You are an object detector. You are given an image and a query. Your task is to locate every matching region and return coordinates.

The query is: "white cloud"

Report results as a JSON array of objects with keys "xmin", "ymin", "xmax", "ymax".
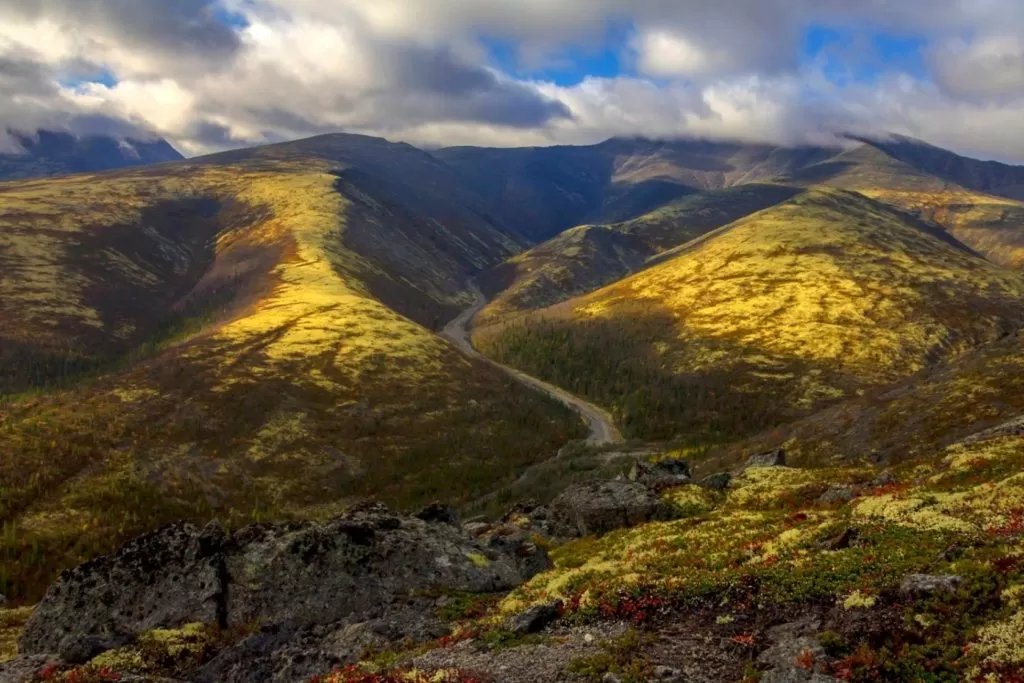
[
  {"xmin": 930, "ymin": 34, "xmax": 1024, "ymax": 101},
  {"xmin": 1, "ymin": 0, "xmax": 1024, "ymax": 163}
]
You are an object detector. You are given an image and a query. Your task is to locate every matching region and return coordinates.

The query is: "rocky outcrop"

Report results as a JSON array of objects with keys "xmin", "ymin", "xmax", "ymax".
[
  {"xmin": 20, "ymin": 503, "xmax": 542, "ymax": 658},
  {"xmin": 959, "ymin": 416, "xmax": 1024, "ymax": 445},
  {"xmin": 757, "ymin": 619, "xmax": 842, "ymax": 683},
  {"xmin": 548, "ymin": 480, "xmax": 674, "ymax": 538},
  {"xmin": 628, "ymin": 457, "xmax": 691, "ymax": 491},
  {"xmin": 19, "ymin": 521, "xmax": 226, "ymax": 657},
  {"xmin": 899, "ymin": 574, "xmax": 963, "ymax": 597},
  {"xmin": 745, "ymin": 448, "xmax": 786, "ymax": 469},
  {"xmin": 505, "ymin": 600, "xmax": 562, "ymax": 635}
]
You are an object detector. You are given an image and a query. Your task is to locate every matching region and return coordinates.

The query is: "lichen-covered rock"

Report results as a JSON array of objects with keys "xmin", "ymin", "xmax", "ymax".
[
  {"xmin": 746, "ymin": 448, "xmax": 786, "ymax": 469},
  {"xmin": 818, "ymin": 486, "xmax": 855, "ymax": 505},
  {"xmin": 20, "ymin": 504, "xmax": 533, "ymax": 661},
  {"xmin": 960, "ymin": 415, "xmax": 1024, "ymax": 445},
  {"xmin": 699, "ymin": 472, "xmax": 732, "ymax": 490},
  {"xmin": 20, "ymin": 521, "xmax": 226, "ymax": 655},
  {"xmin": 628, "ymin": 457, "xmax": 691, "ymax": 490},
  {"xmin": 899, "ymin": 574, "xmax": 963, "ymax": 596},
  {"xmin": 415, "ymin": 503, "xmax": 461, "ymax": 527},
  {"xmin": 505, "ymin": 600, "xmax": 561, "ymax": 635},
  {"xmin": 548, "ymin": 480, "xmax": 674, "ymax": 538},
  {"xmin": 0, "ymin": 654, "xmax": 59, "ymax": 683},
  {"xmin": 758, "ymin": 619, "xmax": 840, "ymax": 683}
]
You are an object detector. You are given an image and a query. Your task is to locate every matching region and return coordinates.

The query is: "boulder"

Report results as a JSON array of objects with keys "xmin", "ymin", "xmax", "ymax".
[
  {"xmin": 899, "ymin": 574, "xmax": 963, "ymax": 597},
  {"xmin": 817, "ymin": 527, "xmax": 859, "ymax": 551},
  {"xmin": 628, "ymin": 457, "xmax": 691, "ymax": 490},
  {"xmin": 867, "ymin": 471, "xmax": 896, "ymax": 489},
  {"xmin": 746, "ymin": 448, "xmax": 786, "ymax": 469},
  {"xmin": 758, "ymin": 619, "xmax": 840, "ymax": 683},
  {"xmin": 20, "ymin": 503, "xmax": 535, "ymax": 659},
  {"xmin": 818, "ymin": 487, "xmax": 855, "ymax": 505},
  {"xmin": 548, "ymin": 480, "xmax": 675, "ymax": 538},
  {"xmin": 414, "ymin": 502, "xmax": 460, "ymax": 527},
  {"xmin": 20, "ymin": 521, "xmax": 226, "ymax": 655},
  {"xmin": 960, "ymin": 415, "xmax": 1024, "ymax": 445},
  {"xmin": 700, "ymin": 472, "xmax": 732, "ymax": 490},
  {"xmin": 0, "ymin": 655, "xmax": 60, "ymax": 683},
  {"xmin": 505, "ymin": 600, "xmax": 562, "ymax": 635}
]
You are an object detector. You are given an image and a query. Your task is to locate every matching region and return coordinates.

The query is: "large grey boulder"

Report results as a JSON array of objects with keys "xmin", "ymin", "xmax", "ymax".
[
  {"xmin": 20, "ymin": 521, "xmax": 226, "ymax": 656},
  {"xmin": 628, "ymin": 457, "xmax": 691, "ymax": 491},
  {"xmin": 746, "ymin": 448, "xmax": 786, "ymax": 469},
  {"xmin": 19, "ymin": 503, "xmax": 536, "ymax": 659},
  {"xmin": 548, "ymin": 480, "xmax": 674, "ymax": 538}
]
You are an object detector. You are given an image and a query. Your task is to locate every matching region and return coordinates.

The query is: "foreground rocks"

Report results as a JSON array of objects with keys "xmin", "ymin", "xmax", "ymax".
[
  {"xmin": 547, "ymin": 480, "xmax": 675, "ymax": 538},
  {"xmin": 19, "ymin": 503, "xmax": 546, "ymax": 661}
]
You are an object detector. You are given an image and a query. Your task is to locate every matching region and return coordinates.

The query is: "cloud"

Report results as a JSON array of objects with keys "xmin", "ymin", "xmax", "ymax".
[
  {"xmin": 929, "ymin": 34, "xmax": 1024, "ymax": 101},
  {"xmin": 1, "ymin": 0, "xmax": 1024, "ymax": 163}
]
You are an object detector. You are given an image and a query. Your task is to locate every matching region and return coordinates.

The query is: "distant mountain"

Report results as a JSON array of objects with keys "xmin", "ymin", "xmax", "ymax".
[
  {"xmin": 851, "ymin": 134, "xmax": 1024, "ymax": 201},
  {"xmin": 435, "ymin": 137, "xmax": 837, "ymax": 242},
  {"xmin": 0, "ymin": 129, "xmax": 183, "ymax": 181},
  {"xmin": 787, "ymin": 138, "xmax": 1024, "ymax": 268}
]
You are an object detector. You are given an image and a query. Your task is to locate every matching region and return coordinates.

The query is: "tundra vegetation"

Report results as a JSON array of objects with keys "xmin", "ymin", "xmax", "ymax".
[{"xmin": 3, "ymin": 133, "xmax": 1024, "ymax": 681}]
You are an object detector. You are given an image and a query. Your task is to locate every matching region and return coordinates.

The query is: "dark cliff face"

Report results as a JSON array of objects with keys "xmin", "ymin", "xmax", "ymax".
[{"xmin": 0, "ymin": 129, "xmax": 184, "ymax": 181}]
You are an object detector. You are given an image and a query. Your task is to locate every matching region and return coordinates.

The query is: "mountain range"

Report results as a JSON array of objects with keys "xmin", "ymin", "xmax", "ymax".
[
  {"xmin": 3, "ymin": 127, "xmax": 1024, "ymax": 681},
  {"xmin": 0, "ymin": 130, "xmax": 183, "ymax": 181}
]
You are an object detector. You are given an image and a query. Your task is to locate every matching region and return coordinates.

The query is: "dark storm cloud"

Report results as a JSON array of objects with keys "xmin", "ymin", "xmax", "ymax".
[{"xmin": 387, "ymin": 45, "xmax": 573, "ymax": 127}]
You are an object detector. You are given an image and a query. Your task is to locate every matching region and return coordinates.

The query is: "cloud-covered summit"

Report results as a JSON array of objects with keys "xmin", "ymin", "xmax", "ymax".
[{"xmin": 1, "ymin": 0, "xmax": 1023, "ymax": 161}]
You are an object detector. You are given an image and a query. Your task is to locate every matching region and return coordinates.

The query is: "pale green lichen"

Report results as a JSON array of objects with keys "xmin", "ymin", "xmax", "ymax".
[
  {"xmin": 466, "ymin": 552, "xmax": 491, "ymax": 568},
  {"xmin": 842, "ymin": 590, "xmax": 877, "ymax": 609}
]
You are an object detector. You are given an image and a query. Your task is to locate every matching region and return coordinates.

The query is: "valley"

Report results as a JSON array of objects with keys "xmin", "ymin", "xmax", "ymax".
[{"xmin": 3, "ymin": 130, "xmax": 1024, "ymax": 682}]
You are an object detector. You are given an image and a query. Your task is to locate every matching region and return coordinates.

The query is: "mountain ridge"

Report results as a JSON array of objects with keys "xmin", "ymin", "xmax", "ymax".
[{"xmin": 0, "ymin": 129, "xmax": 183, "ymax": 181}]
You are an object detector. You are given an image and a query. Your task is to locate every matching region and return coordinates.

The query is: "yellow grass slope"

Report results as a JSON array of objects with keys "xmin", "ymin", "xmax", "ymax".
[
  {"xmin": 0, "ymin": 151, "xmax": 582, "ymax": 604},
  {"xmin": 477, "ymin": 188, "xmax": 1024, "ymax": 439},
  {"xmin": 476, "ymin": 184, "xmax": 802, "ymax": 329},
  {"xmin": 789, "ymin": 143, "xmax": 1024, "ymax": 270}
]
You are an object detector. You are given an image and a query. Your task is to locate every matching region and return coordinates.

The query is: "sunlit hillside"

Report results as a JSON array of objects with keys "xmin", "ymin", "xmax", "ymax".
[
  {"xmin": 717, "ymin": 324, "xmax": 1024, "ymax": 471},
  {"xmin": 0, "ymin": 139, "xmax": 584, "ymax": 603},
  {"xmin": 788, "ymin": 142, "xmax": 1024, "ymax": 269},
  {"xmin": 477, "ymin": 188, "xmax": 1024, "ymax": 442},
  {"xmin": 476, "ymin": 184, "xmax": 801, "ymax": 327}
]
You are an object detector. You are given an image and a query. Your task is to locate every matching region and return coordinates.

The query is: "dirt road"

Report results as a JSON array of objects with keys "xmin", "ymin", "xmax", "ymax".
[{"xmin": 442, "ymin": 282, "xmax": 623, "ymax": 445}]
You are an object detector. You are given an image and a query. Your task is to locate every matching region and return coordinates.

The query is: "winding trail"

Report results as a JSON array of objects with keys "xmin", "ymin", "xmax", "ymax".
[{"xmin": 442, "ymin": 281, "xmax": 623, "ymax": 445}]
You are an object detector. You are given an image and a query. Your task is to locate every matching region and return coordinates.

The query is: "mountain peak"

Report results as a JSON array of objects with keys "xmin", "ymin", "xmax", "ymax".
[{"xmin": 0, "ymin": 128, "xmax": 183, "ymax": 181}]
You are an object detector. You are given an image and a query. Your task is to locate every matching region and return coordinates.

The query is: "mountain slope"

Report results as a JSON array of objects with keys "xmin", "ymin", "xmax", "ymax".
[
  {"xmin": 476, "ymin": 183, "xmax": 802, "ymax": 327},
  {"xmin": 0, "ymin": 135, "xmax": 583, "ymax": 602},
  {"xmin": 788, "ymin": 141, "xmax": 1024, "ymax": 269},
  {"xmin": 476, "ymin": 188, "xmax": 1024, "ymax": 442},
  {"xmin": 0, "ymin": 130, "xmax": 183, "ymax": 180},
  {"xmin": 435, "ymin": 137, "xmax": 836, "ymax": 242}
]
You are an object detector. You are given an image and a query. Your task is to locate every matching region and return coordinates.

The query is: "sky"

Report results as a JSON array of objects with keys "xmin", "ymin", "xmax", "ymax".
[{"xmin": 1, "ymin": 1, "xmax": 1024, "ymax": 162}]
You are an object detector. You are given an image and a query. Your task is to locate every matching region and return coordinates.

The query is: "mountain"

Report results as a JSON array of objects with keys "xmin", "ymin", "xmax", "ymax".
[
  {"xmin": 854, "ymin": 133, "xmax": 1024, "ymax": 200},
  {"xmin": 4, "ymin": 130, "xmax": 1024, "ymax": 682},
  {"xmin": 0, "ymin": 133, "xmax": 581, "ymax": 602},
  {"xmin": 0, "ymin": 129, "xmax": 184, "ymax": 181},
  {"xmin": 435, "ymin": 137, "xmax": 837, "ymax": 242},
  {"xmin": 786, "ymin": 139, "xmax": 1024, "ymax": 269},
  {"xmin": 476, "ymin": 183, "xmax": 802, "ymax": 327},
  {"xmin": 476, "ymin": 188, "xmax": 1024, "ymax": 442}
]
